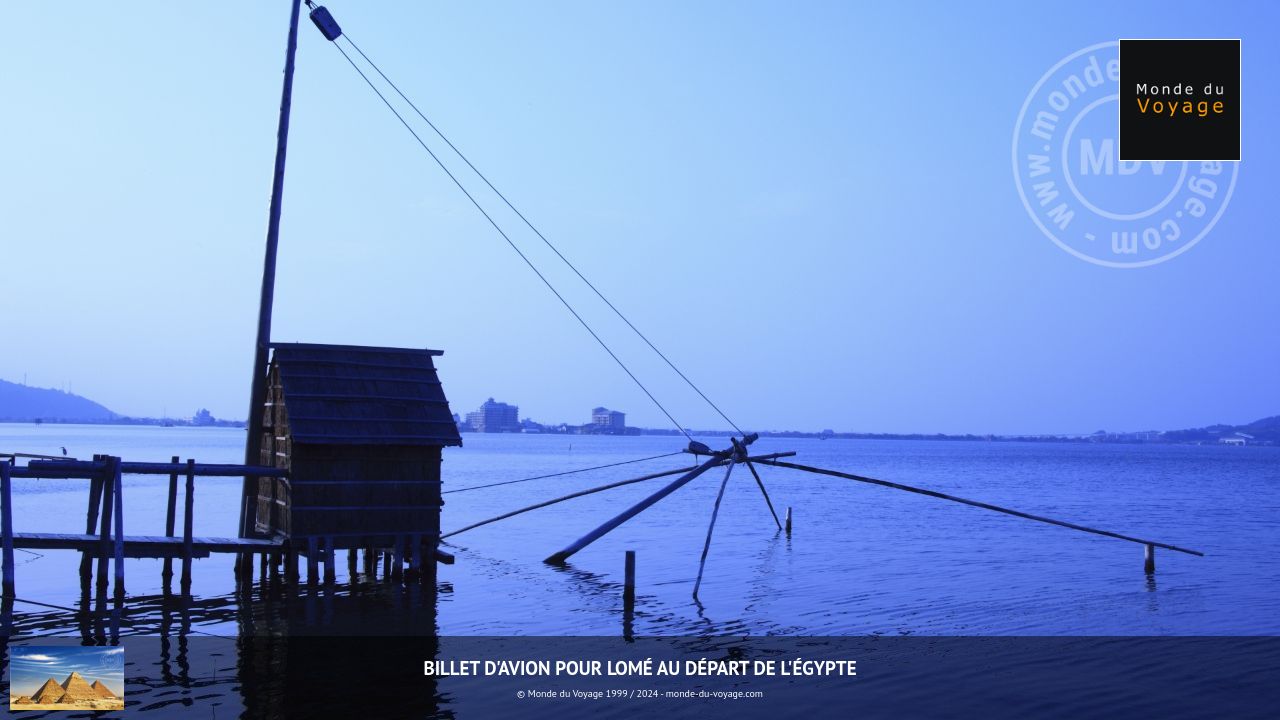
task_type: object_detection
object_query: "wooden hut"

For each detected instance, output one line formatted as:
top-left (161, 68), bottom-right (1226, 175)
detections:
top-left (249, 343), bottom-right (461, 562)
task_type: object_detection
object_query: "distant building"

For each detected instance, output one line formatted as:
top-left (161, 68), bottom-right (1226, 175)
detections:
top-left (465, 398), bottom-right (521, 433)
top-left (587, 406), bottom-right (627, 434)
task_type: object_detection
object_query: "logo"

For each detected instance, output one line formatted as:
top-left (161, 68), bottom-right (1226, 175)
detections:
top-left (1012, 42), bottom-right (1238, 268)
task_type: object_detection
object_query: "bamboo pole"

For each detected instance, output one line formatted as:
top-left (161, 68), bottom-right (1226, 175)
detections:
top-left (757, 459), bottom-right (1204, 557)
top-left (545, 453), bottom-right (728, 565)
top-left (743, 460), bottom-right (782, 530)
top-left (692, 461), bottom-right (736, 601)
top-left (442, 464), bottom-right (701, 540)
top-left (443, 453), bottom-right (795, 542)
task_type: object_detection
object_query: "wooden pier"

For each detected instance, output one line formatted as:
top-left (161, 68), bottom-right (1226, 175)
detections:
top-left (1, 455), bottom-right (289, 600)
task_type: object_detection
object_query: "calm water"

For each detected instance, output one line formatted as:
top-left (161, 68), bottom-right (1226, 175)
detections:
top-left (2, 424), bottom-right (1276, 636)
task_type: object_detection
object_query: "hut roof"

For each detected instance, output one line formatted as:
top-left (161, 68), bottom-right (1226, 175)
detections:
top-left (270, 343), bottom-right (462, 447)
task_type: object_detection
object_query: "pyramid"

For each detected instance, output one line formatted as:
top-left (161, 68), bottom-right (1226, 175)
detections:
top-left (58, 671), bottom-right (99, 702)
top-left (30, 678), bottom-right (65, 704)
top-left (90, 680), bottom-right (118, 699)
top-left (13, 696), bottom-right (33, 704)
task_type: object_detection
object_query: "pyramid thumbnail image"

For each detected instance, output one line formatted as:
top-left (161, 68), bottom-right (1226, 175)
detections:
top-left (8, 646), bottom-right (124, 710)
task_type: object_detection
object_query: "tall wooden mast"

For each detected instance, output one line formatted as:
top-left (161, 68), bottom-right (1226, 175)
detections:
top-left (240, 0), bottom-right (304, 542)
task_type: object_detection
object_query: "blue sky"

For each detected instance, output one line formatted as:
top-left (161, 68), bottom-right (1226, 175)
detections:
top-left (8, 645), bottom-right (124, 697)
top-left (1, 1), bottom-right (1275, 434)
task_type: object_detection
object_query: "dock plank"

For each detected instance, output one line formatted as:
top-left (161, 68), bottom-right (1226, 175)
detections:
top-left (12, 533), bottom-right (282, 558)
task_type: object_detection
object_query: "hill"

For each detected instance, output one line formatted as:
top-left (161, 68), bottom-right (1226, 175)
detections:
top-left (1161, 415), bottom-right (1280, 444)
top-left (0, 379), bottom-right (117, 422)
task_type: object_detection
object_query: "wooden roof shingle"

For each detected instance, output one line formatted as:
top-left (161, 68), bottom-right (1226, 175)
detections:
top-left (271, 343), bottom-right (462, 447)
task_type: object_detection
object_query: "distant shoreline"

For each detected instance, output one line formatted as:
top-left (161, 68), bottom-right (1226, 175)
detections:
top-left (4, 418), bottom-right (1274, 446)
top-left (0, 418), bottom-right (245, 429)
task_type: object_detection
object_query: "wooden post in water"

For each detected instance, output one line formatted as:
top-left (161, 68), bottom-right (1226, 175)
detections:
top-left (391, 536), bottom-right (404, 582)
top-left (96, 461), bottom-right (115, 593)
top-left (323, 537), bottom-right (336, 585)
top-left (80, 457), bottom-right (105, 583)
top-left (383, 550), bottom-right (392, 579)
top-left (181, 459), bottom-right (195, 593)
top-left (307, 537), bottom-right (319, 585)
top-left (285, 548), bottom-right (298, 583)
top-left (785, 507), bottom-right (792, 536)
top-left (162, 455), bottom-right (178, 583)
top-left (347, 548), bottom-right (357, 580)
top-left (623, 550), bottom-right (636, 611)
top-left (408, 535), bottom-right (422, 581)
top-left (1144, 544), bottom-right (1156, 574)
top-left (1, 461), bottom-right (15, 600)
top-left (111, 457), bottom-right (125, 600)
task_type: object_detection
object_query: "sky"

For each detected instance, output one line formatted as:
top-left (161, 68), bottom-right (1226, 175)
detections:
top-left (0, 1), bottom-right (1276, 435)
top-left (7, 646), bottom-right (125, 697)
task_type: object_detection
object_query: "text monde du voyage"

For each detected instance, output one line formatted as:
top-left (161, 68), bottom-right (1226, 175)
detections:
top-left (426, 658), bottom-right (858, 678)
top-left (1135, 83), bottom-right (1228, 118)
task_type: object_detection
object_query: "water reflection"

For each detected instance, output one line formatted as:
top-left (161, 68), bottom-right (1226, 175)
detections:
top-left (1, 572), bottom-right (447, 718)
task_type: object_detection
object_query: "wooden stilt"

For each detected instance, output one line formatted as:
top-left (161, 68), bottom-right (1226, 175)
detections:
top-left (363, 546), bottom-right (375, 576)
top-left (162, 455), bottom-right (178, 581)
top-left (383, 549), bottom-right (392, 578)
top-left (80, 460), bottom-right (105, 582)
top-left (391, 536), bottom-right (404, 582)
top-left (96, 461), bottom-right (115, 592)
top-left (285, 548), bottom-right (298, 582)
top-left (1, 461), bottom-right (15, 600)
top-left (347, 548), bottom-right (357, 580)
top-left (111, 457), bottom-right (125, 600)
top-left (785, 507), bottom-right (792, 536)
top-left (408, 535), bottom-right (421, 581)
top-left (323, 537), bottom-right (336, 584)
top-left (307, 537), bottom-right (318, 585)
top-left (180, 459), bottom-right (195, 593)
top-left (1144, 544), bottom-right (1156, 574)
top-left (259, 550), bottom-right (269, 579)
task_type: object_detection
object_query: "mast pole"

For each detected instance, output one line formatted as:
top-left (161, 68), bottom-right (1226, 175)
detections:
top-left (240, 0), bottom-right (304, 542)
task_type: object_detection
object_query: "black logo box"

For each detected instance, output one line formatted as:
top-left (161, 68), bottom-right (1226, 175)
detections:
top-left (1119, 39), bottom-right (1241, 161)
